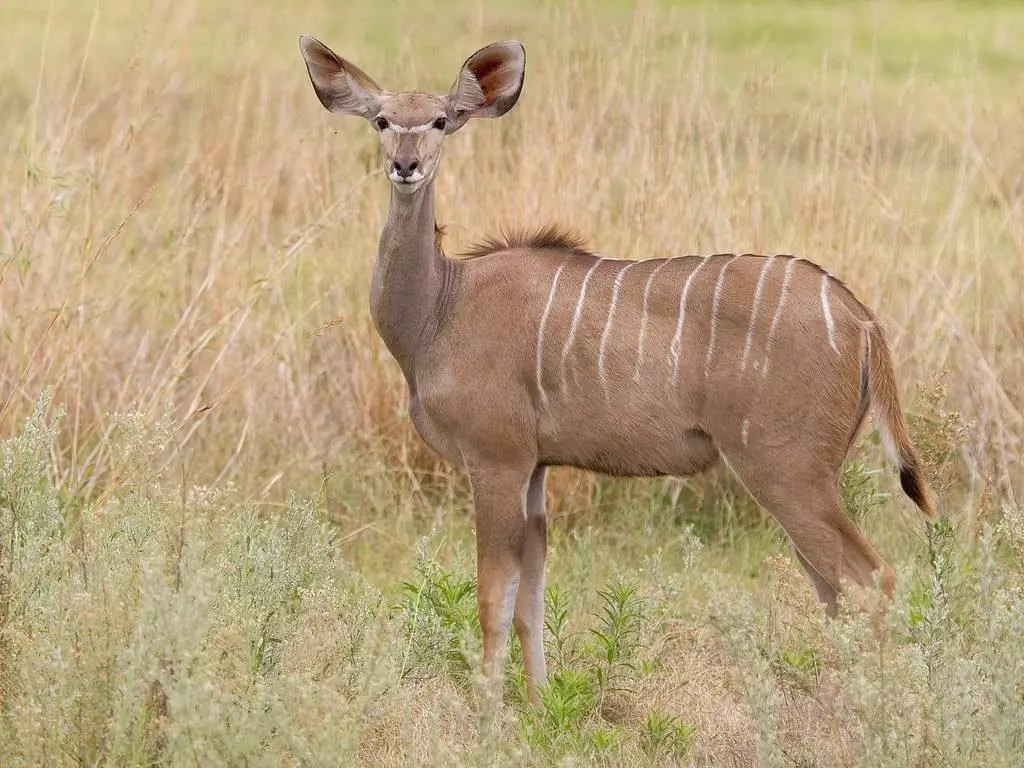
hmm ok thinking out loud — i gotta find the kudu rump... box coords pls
[299,35,934,702]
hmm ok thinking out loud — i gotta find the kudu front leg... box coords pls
[514,466,548,704]
[468,461,535,696]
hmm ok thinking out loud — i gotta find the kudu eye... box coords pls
[433,116,447,131]
[374,116,390,131]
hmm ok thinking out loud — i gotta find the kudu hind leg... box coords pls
[793,548,839,608]
[468,461,534,690]
[729,454,893,605]
[781,483,893,603]
[513,466,548,704]
[784,486,893,604]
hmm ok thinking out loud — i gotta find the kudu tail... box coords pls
[865,322,936,517]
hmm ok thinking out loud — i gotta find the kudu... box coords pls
[299,35,934,704]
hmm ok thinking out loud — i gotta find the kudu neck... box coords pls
[371,180,446,378]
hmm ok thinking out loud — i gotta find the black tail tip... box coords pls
[900,465,935,517]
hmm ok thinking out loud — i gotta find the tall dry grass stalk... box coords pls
[2,0,1021,513]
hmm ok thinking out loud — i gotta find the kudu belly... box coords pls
[536,391,721,477]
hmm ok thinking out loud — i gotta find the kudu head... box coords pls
[299,36,526,194]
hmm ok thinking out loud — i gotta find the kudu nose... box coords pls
[392,158,419,179]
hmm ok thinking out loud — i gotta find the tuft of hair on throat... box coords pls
[434,223,447,256]
[459,223,595,260]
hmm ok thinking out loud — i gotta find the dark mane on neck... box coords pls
[459,224,595,260]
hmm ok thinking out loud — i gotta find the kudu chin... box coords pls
[299,34,934,704]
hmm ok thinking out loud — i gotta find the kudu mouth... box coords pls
[387,167,428,192]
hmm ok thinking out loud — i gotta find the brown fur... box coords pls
[299,34,934,705]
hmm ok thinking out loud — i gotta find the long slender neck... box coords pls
[370,180,445,379]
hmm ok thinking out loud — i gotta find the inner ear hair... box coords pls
[447,40,526,128]
[299,35,384,117]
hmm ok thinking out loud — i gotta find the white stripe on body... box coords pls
[704,255,742,377]
[669,256,711,387]
[740,256,775,372]
[560,260,603,390]
[633,259,672,382]
[535,260,569,405]
[761,258,801,378]
[820,273,840,354]
[597,260,642,399]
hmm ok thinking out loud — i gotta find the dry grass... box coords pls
[2,0,1022,503]
[2,0,1024,765]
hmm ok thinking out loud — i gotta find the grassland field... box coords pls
[1,1,1023,766]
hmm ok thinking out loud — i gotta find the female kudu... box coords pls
[298,35,934,704]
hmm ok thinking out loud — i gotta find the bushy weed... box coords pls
[3,387,1023,768]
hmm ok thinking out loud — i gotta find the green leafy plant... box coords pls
[396,545,480,682]
[590,582,645,708]
[841,461,889,523]
[639,710,695,762]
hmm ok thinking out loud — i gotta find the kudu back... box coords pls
[299,35,934,704]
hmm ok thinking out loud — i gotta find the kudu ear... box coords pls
[445,41,526,133]
[299,35,384,119]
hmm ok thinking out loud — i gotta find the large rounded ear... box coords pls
[445,41,526,133]
[299,35,384,118]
